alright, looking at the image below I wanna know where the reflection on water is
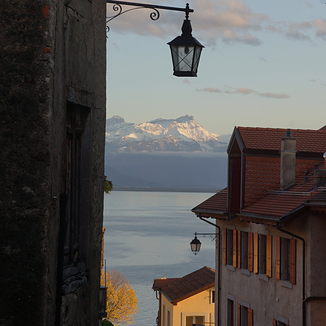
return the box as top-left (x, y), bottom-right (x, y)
top-left (103, 191), bottom-right (216, 325)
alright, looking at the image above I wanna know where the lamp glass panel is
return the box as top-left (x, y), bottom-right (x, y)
top-left (190, 241), bottom-right (201, 253)
top-left (171, 45), bottom-right (195, 72)
top-left (192, 46), bottom-right (202, 73)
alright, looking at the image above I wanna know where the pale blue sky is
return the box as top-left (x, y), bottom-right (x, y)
top-left (106, 0), bottom-right (326, 135)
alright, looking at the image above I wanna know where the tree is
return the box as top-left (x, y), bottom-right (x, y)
top-left (101, 270), bottom-right (138, 325)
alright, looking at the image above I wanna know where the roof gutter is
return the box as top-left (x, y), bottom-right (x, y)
top-left (198, 215), bottom-right (221, 326)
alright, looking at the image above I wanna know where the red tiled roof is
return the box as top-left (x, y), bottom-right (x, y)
top-left (244, 156), bottom-right (320, 206)
top-left (192, 189), bottom-right (227, 216)
top-left (241, 172), bottom-right (322, 218)
top-left (238, 127), bottom-right (326, 153)
top-left (152, 266), bottom-right (215, 304)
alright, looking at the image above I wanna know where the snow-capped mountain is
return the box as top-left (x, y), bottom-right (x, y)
top-left (105, 115), bottom-right (227, 153)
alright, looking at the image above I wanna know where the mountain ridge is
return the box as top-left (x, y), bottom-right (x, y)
top-left (105, 115), bottom-right (227, 153)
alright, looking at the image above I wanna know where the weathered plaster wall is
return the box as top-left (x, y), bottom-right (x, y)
top-left (218, 219), bottom-right (304, 326)
top-left (173, 289), bottom-right (215, 326)
top-left (305, 212), bottom-right (326, 326)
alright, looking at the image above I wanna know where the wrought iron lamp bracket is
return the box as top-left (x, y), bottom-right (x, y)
top-left (194, 232), bottom-right (218, 241)
top-left (106, 0), bottom-right (194, 32)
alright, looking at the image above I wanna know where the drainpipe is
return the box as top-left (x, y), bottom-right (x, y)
top-left (276, 222), bottom-right (306, 326)
top-left (199, 215), bottom-right (221, 326)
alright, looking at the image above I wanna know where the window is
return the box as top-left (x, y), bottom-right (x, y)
top-left (259, 234), bottom-right (266, 274)
top-left (273, 318), bottom-right (289, 326)
top-left (276, 237), bottom-right (296, 284)
top-left (266, 235), bottom-right (272, 277)
top-left (227, 298), bottom-right (235, 326)
top-left (163, 304), bottom-right (165, 326)
top-left (210, 290), bottom-right (215, 304)
top-left (237, 304), bottom-right (253, 326)
top-left (223, 229), bottom-right (234, 266)
top-left (186, 316), bottom-right (205, 326)
top-left (167, 310), bottom-right (170, 326)
top-left (257, 234), bottom-right (273, 278)
top-left (240, 231), bottom-right (248, 270)
top-left (248, 232), bottom-right (253, 272)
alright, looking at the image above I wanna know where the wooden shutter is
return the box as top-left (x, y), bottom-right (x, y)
top-left (266, 235), bottom-right (272, 278)
top-left (254, 233), bottom-right (259, 273)
top-left (273, 319), bottom-right (277, 326)
top-left (248, 232), bottom-right (253, 272)
top-left (238, 230), bottom-right (241, 268)
top-left (248, 308), bottom-right (253, 326)
top-left (276, 236), bottom-right (281, 280)
top-left (223, 229), bottom-right (227, 265)
top-left (233, 230), bottom-right (237, 267)
top-left (290, 238), bottom-right (296, 284)
top-left (237, 304), bottom-right (241, 326)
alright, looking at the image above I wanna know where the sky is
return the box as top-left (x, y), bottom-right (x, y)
top-left (106, 0), bottom-right (326, 136)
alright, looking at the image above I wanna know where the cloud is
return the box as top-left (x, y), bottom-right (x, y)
top-left (106, 0), bottom-right (326, 46)
top-left (259, 92), bottom-right (290, 99)
top-left (309, 79), bottom-right (326, 87)
top-left (312, 19), bottom-right (326, 40)
top-left (224, 86), bottom-right (256, 94)
top-left (201, 86), bottom-right (289, 99)
top-left (238, 87), bottom-right (256, 95)
top-left (106, 0), bottom-right (268, 46)
top-left (202, 87), bottom-right (222, 93)
top-left (267, 19), bottom-right (326, 42)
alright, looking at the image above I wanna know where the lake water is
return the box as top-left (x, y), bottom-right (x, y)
top-left (103, 191), bottom-right (216, 326)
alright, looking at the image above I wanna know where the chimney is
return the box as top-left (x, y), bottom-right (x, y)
top-left (314, 157), bottom-right (326, 189)
top-left (280, 129), bottom-right (296, 190)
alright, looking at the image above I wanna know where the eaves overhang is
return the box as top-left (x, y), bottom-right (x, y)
top-left (160, 290), bottom-right (174, 304)
top-left (237, 212), bottom-right (281, 226)
top-left (279, 204), bottom-right (306, 224)
top-left (191, 208), bottom-right (228, 220)
top-left (304, 201), bottom-right (326, 212)
top-left (237, 204), bottom-right (307, 226)
top-left (171, 283), bottom-right (215, 305)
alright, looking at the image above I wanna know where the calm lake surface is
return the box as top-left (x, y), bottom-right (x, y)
top-left (103, 191), bottom-right (216, 326)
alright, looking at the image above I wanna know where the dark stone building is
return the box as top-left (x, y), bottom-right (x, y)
top-left (1, 0), bottom-right (107, 325)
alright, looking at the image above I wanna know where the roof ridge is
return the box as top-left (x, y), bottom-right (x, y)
top-left (237, 126), bottom-right (326, 133)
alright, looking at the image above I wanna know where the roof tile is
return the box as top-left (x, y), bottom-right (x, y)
top-left (152, 266), bottom-right (215, 304)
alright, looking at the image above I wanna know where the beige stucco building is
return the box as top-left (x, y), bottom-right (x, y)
top-left (153, 266), bottom-right (215, 326)
top-left (192, 126), bottom-right (326, 326)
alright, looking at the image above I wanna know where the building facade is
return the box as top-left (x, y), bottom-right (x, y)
top-left (192, 126), bottom-right (326, 326)
top-left (1, 0), bottom-right (107, 325)
top-left (153, 266), bottom-right (215, 326)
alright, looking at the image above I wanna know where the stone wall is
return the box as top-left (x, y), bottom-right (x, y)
top-left (0, 0), bottom-right (106, 325)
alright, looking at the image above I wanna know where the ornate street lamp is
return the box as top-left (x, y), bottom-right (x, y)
top-left (190, 232), bottom-right (201, 255)
top-left (168, 5), bottom-right (204, 77)
top-left (190, 232), bottom-right (218, 255)
top-left (106, 1), bottom-right (204, 77)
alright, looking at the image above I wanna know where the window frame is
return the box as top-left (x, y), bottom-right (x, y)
top-left (237, 302), bottom-right (253, 326)
top-left (226, 295), bottom-right (235, 326)
top-left (276, 237), bottom-right (296, 285)
top-left (223, 228), bottom-right (235, 268)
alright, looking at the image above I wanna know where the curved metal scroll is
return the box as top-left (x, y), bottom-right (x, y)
top-left (106, 1), bottom-right (193, 33)
top-left (106, 4), bottom-right (160, 26)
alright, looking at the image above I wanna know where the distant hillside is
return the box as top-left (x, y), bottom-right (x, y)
top-left (105, 152), bottom-right (227, 192)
